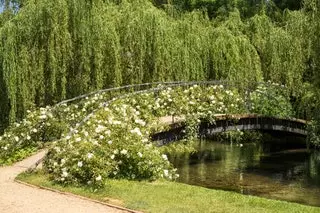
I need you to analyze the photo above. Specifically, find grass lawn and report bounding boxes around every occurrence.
[17,170,320,213]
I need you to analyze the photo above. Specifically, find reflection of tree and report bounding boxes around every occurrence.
[307,151,320,185]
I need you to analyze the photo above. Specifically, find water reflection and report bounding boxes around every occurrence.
[169,140,320,207]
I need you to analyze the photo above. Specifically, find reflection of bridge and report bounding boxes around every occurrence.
[152,114,307,146]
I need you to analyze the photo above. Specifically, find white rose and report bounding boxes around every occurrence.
[77,161,83,167]
[87,153,94,159]
[95,175,102,181]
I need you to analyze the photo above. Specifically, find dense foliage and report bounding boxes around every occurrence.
[0,83,292,187]
[1,0,319,133]
[0,0,320,177]
[249,83,293,117]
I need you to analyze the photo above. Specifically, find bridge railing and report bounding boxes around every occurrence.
[26,80,294,169]
[55,80,288,110]
[51,80,292,138]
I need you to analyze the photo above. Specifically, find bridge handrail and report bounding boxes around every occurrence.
[55,80,286,106]
[51,81,291,139]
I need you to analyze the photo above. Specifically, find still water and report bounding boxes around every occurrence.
[169,140,320,207]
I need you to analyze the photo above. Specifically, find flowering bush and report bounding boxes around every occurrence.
[43,100,177,187]
[43,85,248,187]
[0,107,58,165]
[0,92,117,165]
[0,82,293,188]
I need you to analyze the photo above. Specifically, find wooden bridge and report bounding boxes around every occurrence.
[152,114,308,146]
[57,80,308,146]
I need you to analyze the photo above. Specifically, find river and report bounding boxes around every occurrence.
[169,140,320,207]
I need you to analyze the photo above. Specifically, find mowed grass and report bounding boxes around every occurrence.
[17,170,320,213]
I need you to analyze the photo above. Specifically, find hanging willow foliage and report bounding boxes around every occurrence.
[0,0,317,130]
[247,12,307,93]
[210,11,263,83]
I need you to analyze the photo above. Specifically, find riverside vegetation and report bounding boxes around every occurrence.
[0,0,320,140]
[0,0,320,131]
[0,83,293,186]
[1,0,320,211]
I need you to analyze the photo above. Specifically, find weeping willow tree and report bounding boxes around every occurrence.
[246,12,308,94]
[0,0,72,124]
[0,0,317,131]
[209,10,262,83]
[303,0,320,87]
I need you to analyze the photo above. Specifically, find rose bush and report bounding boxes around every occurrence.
[0,91,116,165]
[43,85,248,187]
[0,83,293,188]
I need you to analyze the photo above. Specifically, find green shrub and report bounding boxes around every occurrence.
[249,83,293,117]
[0,83,292,188]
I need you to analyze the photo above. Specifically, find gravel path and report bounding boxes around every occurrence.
[0,151,130,213]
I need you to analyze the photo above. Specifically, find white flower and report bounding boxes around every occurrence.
[135,119,146,126]
[14,136,19,142]
[113,120,121,125]
[95,175,102,181]
[105,130,111,136]
[66,135,71,140]
[95,125,105,133]
[53,162,58,167]
[137,152,143,158]
[99,135,104,140]
[130,127,142,136]
[161,154,168,161]
[75,137,81,142]
[3,146,8,150]
[61,159,66,164]
[120,149,128,155]
[87,153,94,159]
[54,147,61,152]
[39,114,47,119]
[77,161,83,167]
[32,128,38,133]
[108,140,112,145]
[62,171,68,177]
[163,169,169,177]
[110,154,115,159]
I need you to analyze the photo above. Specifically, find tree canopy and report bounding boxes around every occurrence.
[0,0,320,131]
